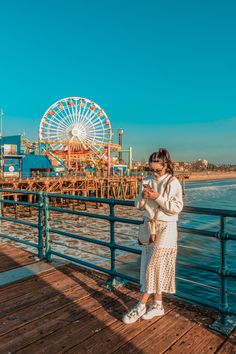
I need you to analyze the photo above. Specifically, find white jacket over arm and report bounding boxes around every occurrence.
[155,177,183,216]
[134,181,145,210]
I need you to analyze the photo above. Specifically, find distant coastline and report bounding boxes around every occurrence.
[186,171,236,182]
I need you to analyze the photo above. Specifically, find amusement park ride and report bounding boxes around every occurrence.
[24,97,131,176]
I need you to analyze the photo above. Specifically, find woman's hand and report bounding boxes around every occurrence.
[143,188,159,200]
[149,234,157,243]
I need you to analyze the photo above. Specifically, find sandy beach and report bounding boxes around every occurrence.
[186,171,236,182]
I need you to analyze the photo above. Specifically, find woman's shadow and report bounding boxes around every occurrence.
[60,263,138,320]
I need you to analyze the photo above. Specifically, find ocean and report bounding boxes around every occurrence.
[177,178,236,310]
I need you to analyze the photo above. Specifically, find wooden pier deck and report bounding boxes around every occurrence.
[0,244,235,354]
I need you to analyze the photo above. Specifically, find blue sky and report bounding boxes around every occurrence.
[0,0,236,163]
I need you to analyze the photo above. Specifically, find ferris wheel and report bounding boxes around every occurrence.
[39,97,113,155]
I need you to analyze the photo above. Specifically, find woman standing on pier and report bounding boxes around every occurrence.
[122,148,183,324]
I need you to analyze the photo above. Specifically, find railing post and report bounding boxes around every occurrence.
[37,191,44,259]
[110,199,116,278]
[210,216,236,335]
[44,192,51,262]
[219,216,227,325]
[102,199,127,291]
[0,191,2,229]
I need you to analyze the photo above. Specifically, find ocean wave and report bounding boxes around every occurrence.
[186,184,236,192]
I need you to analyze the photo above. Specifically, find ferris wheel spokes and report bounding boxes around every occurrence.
[39,97,112,160]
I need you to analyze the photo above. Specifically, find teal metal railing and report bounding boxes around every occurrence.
[0,189,235,335]
[0,189,44,258]
[44,193,141,284]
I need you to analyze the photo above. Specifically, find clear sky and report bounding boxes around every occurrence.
[0,0,236,163]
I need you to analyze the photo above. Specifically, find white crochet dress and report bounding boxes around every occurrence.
[135,173,183,294]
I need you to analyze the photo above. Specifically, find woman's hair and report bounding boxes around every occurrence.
[148,148,174,175]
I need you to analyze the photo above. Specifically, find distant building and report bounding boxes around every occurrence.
[0,135,56,178]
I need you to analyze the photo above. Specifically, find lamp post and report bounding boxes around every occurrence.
[117,129,124,163]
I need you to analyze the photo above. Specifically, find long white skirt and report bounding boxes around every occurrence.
[140,221,178,294]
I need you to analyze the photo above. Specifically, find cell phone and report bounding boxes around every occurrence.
[143,184,152,190]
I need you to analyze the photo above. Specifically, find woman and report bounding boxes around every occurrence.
[122,148,183,324]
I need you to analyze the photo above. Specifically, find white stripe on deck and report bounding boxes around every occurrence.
[0,259,68,286]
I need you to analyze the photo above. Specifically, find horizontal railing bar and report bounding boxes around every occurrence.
[114,216,142,225]
[173,291,236,317]
[178,226,218,238]
[172,291,219,311]
[0,189,40,196]
[47,193,134,206]
[48,206,110,220]
[51,220,129,236]
[49,228,142,255]
[0,216,39,228]
[0,232,38,248]
[50,250,140,284]
[177,244,217,253]
[176,275,220,290]
[177,259,217,274]
[49,253,146,287]
[51,240,113,260]
[228,270,236,278]
[111,199,135,206]
[48,207,142,225]
[228,233,236,241]
[0,199,40,208]
[227,307,236,317]
[47,193,236,217]
[112,270,140,283]
[114,244,141,255]
[50,250,111,275]
[178,261,236,279]
[113,269,229,291]
[183,206,236,217]
[49,229,111,247]
[1,190,235,218]
[48,227,236,279]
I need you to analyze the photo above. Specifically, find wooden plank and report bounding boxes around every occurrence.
[65,263,108,281]
[0,264,107,300]
[0,266,109,335]
[0,259,67,286]
[0,282,96,336]
[216,339,236,354]
[0,245,228,354]
[0,244,37,272]
[66,301,177,354]
[15,290,138,354]
[217,334,236,354]
[0,248,35,261]
[0,268,65,303]
[0,244,33,256]
[165,324,224,353]
[0,251,35,262]
[113,308,199,353]
[0,266,64,297]
[0,287,135,353]
[0,254,36,272]
[0,263,130,334]
[0,270,92,317]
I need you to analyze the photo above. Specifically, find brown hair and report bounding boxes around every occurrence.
[148,148,174,176]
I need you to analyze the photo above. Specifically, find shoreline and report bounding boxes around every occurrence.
[185,171,236,182]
